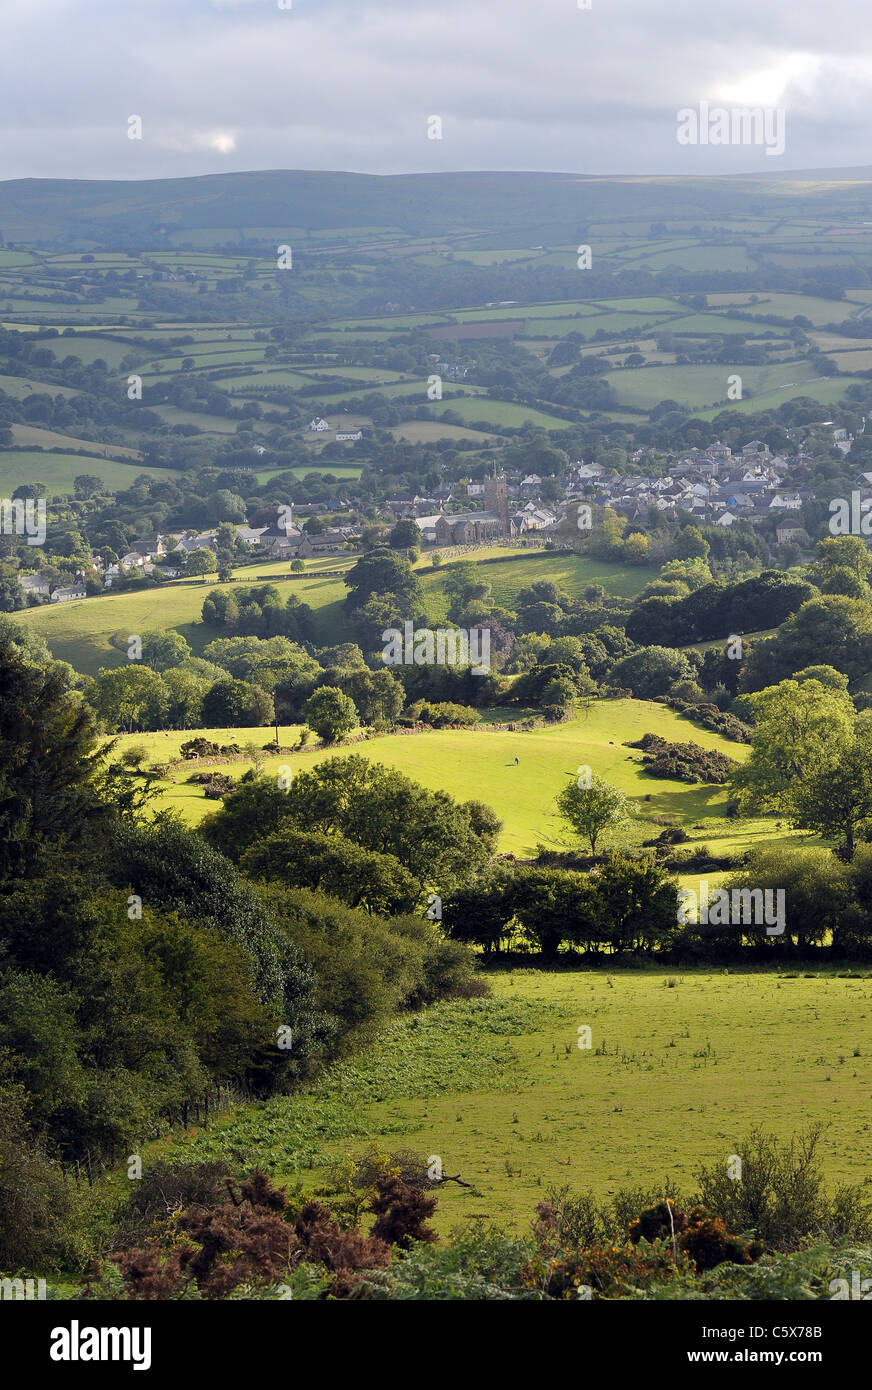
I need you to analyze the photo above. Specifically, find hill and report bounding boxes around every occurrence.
[16,551,654,676]
[6,167,872,248]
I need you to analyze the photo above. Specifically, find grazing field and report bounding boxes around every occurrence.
[9,424,142,459]
[424,396,573,429]
[18,552,654,674]
[0,448,182,495]
[609,361,815,411]
[692,375,863,419]
[152,966,872,1235]
[127,698,791,863]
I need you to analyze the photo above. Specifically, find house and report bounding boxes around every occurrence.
[513,507,555,533]
[776,517,805,544]
[335,431,362,442]
[706,441,732,461]
[19,572,51,598]
[769,492,803,511]
[308,418,331,433]
[297,528,350,557]
[51,584,87,603]
[259,518,303,553]
[412,515,443,543]
[466,483,485,498]
[235,526,269,545]
[174,531,218,555]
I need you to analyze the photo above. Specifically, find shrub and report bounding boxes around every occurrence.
[626,733,737,784]
[694,1126,872,1250]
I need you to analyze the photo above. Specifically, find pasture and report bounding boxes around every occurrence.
[0,449,181,496]
[123,698,785,863]
[17,551,654,675]
[149,966,872,1235]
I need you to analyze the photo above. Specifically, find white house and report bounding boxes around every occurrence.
[51,584,87,603]
[769,492,803,511]
[336,431,362,442]
[308,418,331,432]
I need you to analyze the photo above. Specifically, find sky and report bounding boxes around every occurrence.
[1,0,870,182]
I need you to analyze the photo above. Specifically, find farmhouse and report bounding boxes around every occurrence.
[50,584,87,603]
[19,572,51,597]
[308,417,331,432]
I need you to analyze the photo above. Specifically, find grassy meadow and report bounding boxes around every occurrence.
[145,966,872,1236]
[117,699,810,872]
[17,550,655,675]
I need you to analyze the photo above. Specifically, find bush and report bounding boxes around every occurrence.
[0,1082,84,1271]
[626,733,737,784]
[410,701,480,728]
[694,1126,872,1250]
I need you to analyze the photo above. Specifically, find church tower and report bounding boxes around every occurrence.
[483,467,508,535]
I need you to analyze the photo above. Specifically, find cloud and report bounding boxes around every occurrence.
[0,0,871,179]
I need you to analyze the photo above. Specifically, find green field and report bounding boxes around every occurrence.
[0,449,182,496]
[125,699,787,862]
[147,965,872,1234]
[609,361,815,411]
[18,552,653,675]
[692,375,863,419]
[424,396,572,430]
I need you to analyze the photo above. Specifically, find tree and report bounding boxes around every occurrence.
[556,775,636,853]
[88,665,168,732]
[731,678,855,812]
[0,645,111,878]
[442,870,516,954]
[592,854,679,953]
[623,532,650,565]
[304,686,357,743]
[0,574,25,612]
[610,646,693,698]
[510,868,594,955]
[389,519,421,550]
[787,714,872,858]
[140,629,192,672]
[741,597,872,691]
[673,526,710,562]
[810,535,872,584]
[325,667,404,726]
[344,547,421,614]
[203,755,496,886]
[241,828,420,914]
[73,475,103,499]
[202,678,274,727]
[187,548,218,575]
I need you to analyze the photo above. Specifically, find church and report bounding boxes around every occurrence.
[433,473,514,546]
